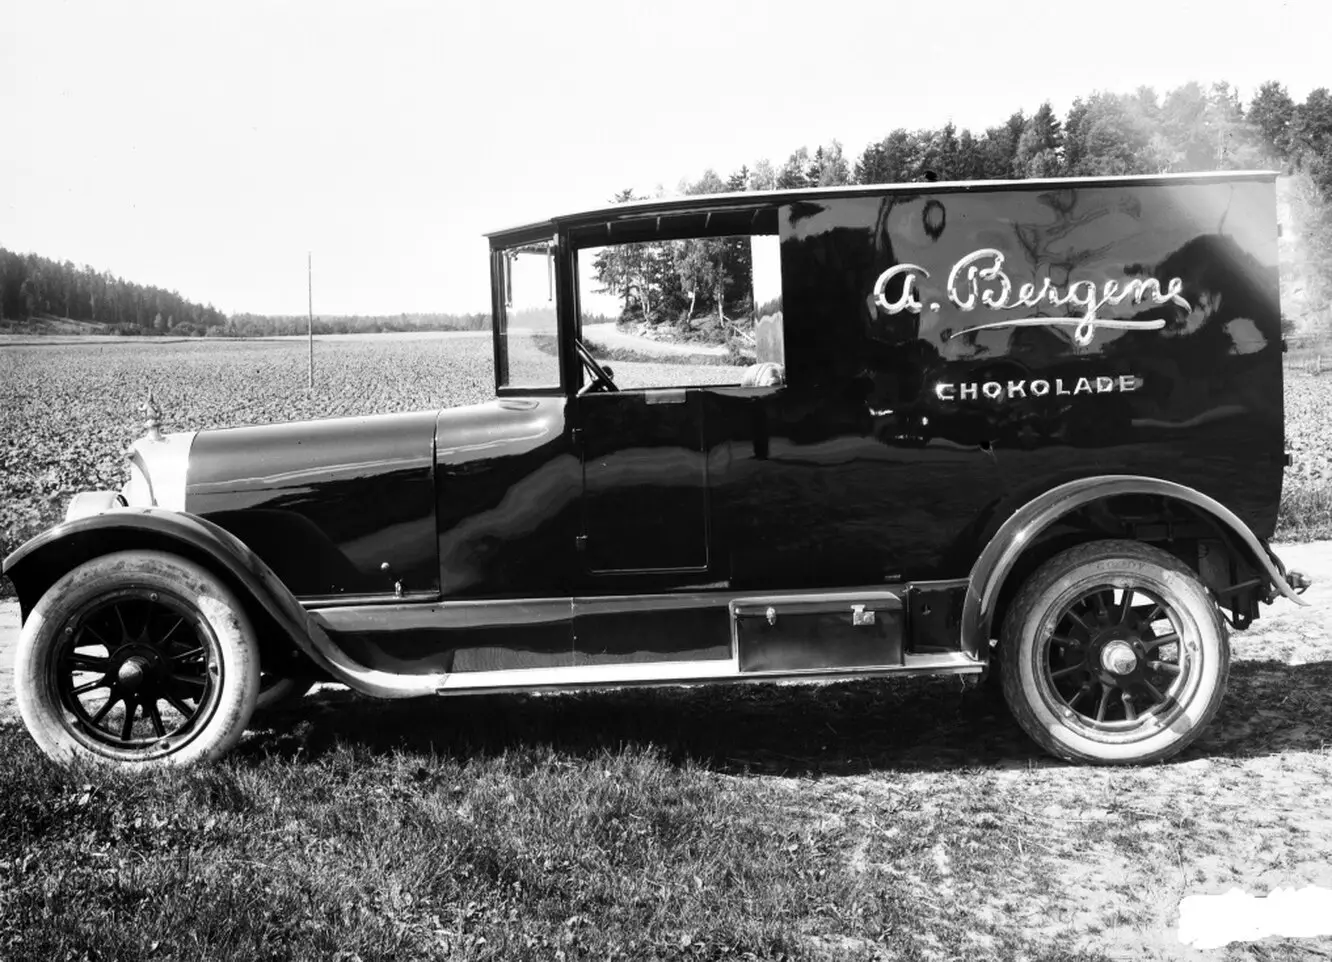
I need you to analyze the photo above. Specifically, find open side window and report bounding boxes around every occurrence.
[570,211,785,393]
[491,235,562,393]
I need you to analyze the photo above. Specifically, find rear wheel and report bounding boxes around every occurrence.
[14,551,260,769]
[999,540,1229,765]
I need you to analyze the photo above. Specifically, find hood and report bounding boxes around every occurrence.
[185,410,439,599]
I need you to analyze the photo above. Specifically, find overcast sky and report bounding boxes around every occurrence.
[2,0,1327,316]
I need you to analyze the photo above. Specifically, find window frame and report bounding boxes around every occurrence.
[567,207,783,395]
[490,228,566,398]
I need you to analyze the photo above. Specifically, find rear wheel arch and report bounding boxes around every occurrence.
[964,476,1300,657]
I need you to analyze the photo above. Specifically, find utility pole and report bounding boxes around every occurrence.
[307,252,315,389]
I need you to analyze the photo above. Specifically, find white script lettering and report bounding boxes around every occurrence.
[871,248,1190,347]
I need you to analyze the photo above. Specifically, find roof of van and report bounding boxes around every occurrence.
[485,169,1278,246]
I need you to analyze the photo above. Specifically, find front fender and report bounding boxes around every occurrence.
[3,508,446,699]
[961,475,1306,657]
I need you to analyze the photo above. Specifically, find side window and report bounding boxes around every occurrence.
[496,243,561,390]
[576,233,784,390]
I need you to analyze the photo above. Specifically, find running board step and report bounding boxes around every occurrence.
[430,651,981,696]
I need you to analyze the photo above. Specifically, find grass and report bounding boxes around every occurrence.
[1276,482,1332,541]
[0,679,1093,962]
[4,657,1332,961]
[1284,339,1332,376]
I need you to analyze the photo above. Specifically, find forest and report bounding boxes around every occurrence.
[0,248,488,338]
[0,248,227,336]
[2,80,1330,339]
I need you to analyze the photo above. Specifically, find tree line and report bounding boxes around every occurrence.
[223,312,489,337]
[0,248,489,337]
[599,80,1332,337]
[0,248,226,334]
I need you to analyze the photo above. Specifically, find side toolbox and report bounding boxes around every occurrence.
[731,590,904,673]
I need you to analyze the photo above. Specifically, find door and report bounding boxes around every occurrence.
[578,389,709,575]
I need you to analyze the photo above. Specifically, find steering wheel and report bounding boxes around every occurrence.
[575,340,618,395]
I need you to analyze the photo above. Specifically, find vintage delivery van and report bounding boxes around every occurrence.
[3,170,1312,768]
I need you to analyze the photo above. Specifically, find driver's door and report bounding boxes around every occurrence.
[577,387,709,575]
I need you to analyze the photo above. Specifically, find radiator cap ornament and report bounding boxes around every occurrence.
[142,389,164,442]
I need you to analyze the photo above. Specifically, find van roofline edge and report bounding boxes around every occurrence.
[483,169,1280,244]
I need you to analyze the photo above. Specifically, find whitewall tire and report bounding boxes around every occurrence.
[999,539,1229,765]
[14,551,260,769]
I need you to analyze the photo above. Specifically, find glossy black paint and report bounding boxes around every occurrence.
[170,173,1283,677]
[906,581,968,655]
[572,594,732,665]
[580,390,709,574]
[314,598,573,675]
[186,412,438,599]
[716,180,1282,590]
[433,398,578,597]
[311,593,735,677]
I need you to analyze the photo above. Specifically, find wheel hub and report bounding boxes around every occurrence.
[109,644,166,694]
[1099,640,1139,676]
[116,655,151,692]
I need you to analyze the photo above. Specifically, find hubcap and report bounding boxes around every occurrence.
[117,656,151,691]
[1100,640,1138,676]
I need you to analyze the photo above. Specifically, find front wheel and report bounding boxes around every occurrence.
[1000,540,1229,765]
[14,551,261,769]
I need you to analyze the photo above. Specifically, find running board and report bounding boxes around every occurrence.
[431,651,981,696]
[308,584,976,698]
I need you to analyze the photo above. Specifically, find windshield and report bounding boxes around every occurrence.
[494,240,560,390]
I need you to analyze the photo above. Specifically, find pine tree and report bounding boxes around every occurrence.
[1249,81,1297,163]
[1013,102,1062,177]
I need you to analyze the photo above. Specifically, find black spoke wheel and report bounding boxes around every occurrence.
[1000,540,1229,765]
[1040,585,1187,732]
[15,551,260,768]
[54,589,221,752]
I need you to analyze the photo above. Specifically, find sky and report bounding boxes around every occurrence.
[2,0,1328,317]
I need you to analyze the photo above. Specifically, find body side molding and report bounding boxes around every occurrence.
[961,475,1306,657]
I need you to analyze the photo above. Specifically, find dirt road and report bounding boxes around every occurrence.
[581,322,728,357]
[2,542,1327,726]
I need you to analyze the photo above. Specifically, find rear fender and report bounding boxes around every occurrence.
[962,475,1305,657]
[3,508,445,698]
